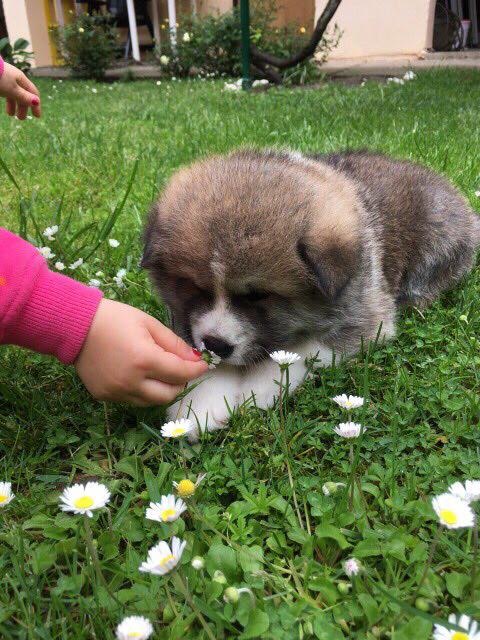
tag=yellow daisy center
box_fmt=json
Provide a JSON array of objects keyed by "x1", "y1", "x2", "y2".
[
  {"x1": 452, "y1": 633, "x2": 469, "y2": 640},
  {"x1": 440, "y1": 509, "x2": 458, "y2": 525},
  {"x1": 159, "y1": 554, "x2": 174, "y2": 567},
  {"x1": 161, "y1": 508, "x2": 176, "y2": 521},
  {"x1": 0, "y1": 494, "x2": 8, "y2": 504},
  {"x1": 74, "y1": 496, "x2": 95, "y2": 509},
  {"x1": 127, "y1": 633, "x2": 142, "y2": 638},
  {"x1": 172, "y1": 427, "x2": 186, "y2": 436},
  {"x1": 177, "y1": 479, "x2": 195, "y2": 497}
]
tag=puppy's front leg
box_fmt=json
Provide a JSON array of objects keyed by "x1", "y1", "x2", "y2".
[
  {"x1": 167, "y1": 365, "x2": 243, "y2": 441},
  {"x1": 238, "y1": 340, "x2": 334, "y2": 410}
]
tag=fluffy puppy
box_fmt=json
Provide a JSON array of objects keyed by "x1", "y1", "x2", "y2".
[{"x1": 142, "y1": 149, "x2": 480, "y2": 439}]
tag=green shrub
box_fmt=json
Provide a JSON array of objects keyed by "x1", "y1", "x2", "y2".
[
  {"x1": 51, "y1": 13, "x2": 118, "y2": 80},
  {"x1": 0, "y1": 37, "x2": 34, "y2": 73},
  {"x1": 155, "y1": 1, "x2": 340, "y2": 84}
]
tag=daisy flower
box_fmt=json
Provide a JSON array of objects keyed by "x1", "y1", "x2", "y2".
[
  {"x1": 322, "y1": 481, "x2": 346, "y2": 496},
  {"x1": 403, "y1": 70, "x2": 416, "y2": 81},
  {"x1": 113, "y1": 268, "x2": 127, "y2": 287},
  {"x1": 182, "y1": 32, "x2": 191, "y2": 42},
  {"x1": 191, "y1": 556, "x2": 204, "y2": 570},
  {"x1": 59, "y1": 482, "x2": 111, "y2": 518},
  {"x1": 448, "y1": 481, "x2": 480, "y2": 503},
  {"x1": 173, "y1": 473, "x2": 206, "y2": 498},
  {"x1": 116, "y1": 616, "x2": 154, "y2": 640},
  {"x1": 269, "y1": 350, "x2": 301, "y2": 366},
  {"x1": 38, "y1": 246, "x2": 55, "y2": 260},
  {"x1": 54, "y1": 261, "x2": 65, "y2": 271},
  {"x1": 108, "y1": 238, "x2": 120, "y2": 248},
  {"x1": 432, "y1": 493, "x2": 475, "y2": 529},
  {"x1": 145, "y1": 494, "x2": 187, "y2": 523},
  {"x1": 43, "y1": 225, "x2": 58, "y2": 241},
  {"x1": 88, "y1": 279, "x2": 102, "y2": 288},
  {"x1": 159, "y1": 55, "x2": 170, "y2": 65},
  {"x1": 332, "y1": 394, "x2": 364, "y2": 410},
  {"x1": 199, "y1": 342, "x2": 221, "y2": 369},
  {"x1": 69, "y1": 258, "x2": 83, "y2": 270},
  {"x1": 475, "y1": 190, "x2": 480, "y2": 198},
  {"x1": 139, "y1": 537, "x2": 186, "y2": 575},
  {"x1": 334, "y1": 422, "x2": 365, "y2": 438},
  {"x1": 344, "y1": 557, "x2": 361, "y2": 577},
  {"x1": 0, "y1": 482, "x2": 15, "y2": 507},
  {"x1": 433, "y1": 614, "x2": 480, "y2": 640},
  {"x1": 161, "y1": 418, "x2": 195, "y2": 438}
]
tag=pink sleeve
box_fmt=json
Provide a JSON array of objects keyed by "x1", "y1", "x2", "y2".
[
  {"x1": 0, "y1": 56, "x2": 4, "y2": 78},
  {"x1": 0, "y1": 228, "x2": 103, "y2": 364}
]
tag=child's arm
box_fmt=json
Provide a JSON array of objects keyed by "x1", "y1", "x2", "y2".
[
  {"x1": 0, "y1": 229, "x2": 207, "y2": 404},
  {"x1": 0, "y1": 56, "x2": 41, "y2": 119}
]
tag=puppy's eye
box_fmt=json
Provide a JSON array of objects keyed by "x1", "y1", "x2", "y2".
[
  {"x1": 238, "y1": 289, "x2": 270, "y2": 303},
  {"x1": 177, "y1": 278, "x2": 211, "y2": 299}
]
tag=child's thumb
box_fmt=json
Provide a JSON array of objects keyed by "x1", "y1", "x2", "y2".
[{"x1": 146, "y1": 316, "x2": 202, "y2": 362}]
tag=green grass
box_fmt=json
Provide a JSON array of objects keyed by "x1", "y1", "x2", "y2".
[{"x1": 1, "y1": 70, "x2": 480, "y2": 640}]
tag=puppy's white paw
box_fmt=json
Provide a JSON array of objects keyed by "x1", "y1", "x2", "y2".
[{"x1": 167, "y1": 366, "x2": 242, "y2": 442}]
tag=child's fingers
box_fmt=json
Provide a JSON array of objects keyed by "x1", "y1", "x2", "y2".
[
  {"x1": 5, "y1": 98, "x2": 15, "y2": 117},
  {"x1": 146, "y1": 316, "x2": 203, "y2": 362},
  {"x1": 146, "y1": 348, "x2": 207, "y2": 385},
  {"x1": 17, "y1": 73, "x2": 40, "y2": 97},
  {"x1": 15, "y1": 86, "x2": 40, "y2": 109},
  {"x1": 16, "y1": 104, "x2": 28, "y2": 120},
  {"x1": 31, "y1": 102, "x2": 41, "y2": 118},
  {"x1": 137, "y1": 379, "x2": 185, "y2": 405}
]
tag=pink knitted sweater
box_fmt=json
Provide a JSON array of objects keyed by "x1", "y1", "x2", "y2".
[{"x1": 0, "y1": 229, "x2": 103, "y2": 363}]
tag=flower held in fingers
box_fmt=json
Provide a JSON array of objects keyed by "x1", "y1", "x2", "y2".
[
  {"x1": 139, "y1": 537, "x2": 186, "y2": 575},
  {"x1": 0, "y1": 482, "x2": 14, "y2": 506},
  {"x1": 146, "y1": 494, "x2": 187, "y2": 523},
  {"x1": 116, "y1": 616, "x2": 154, "y2": 640},
  {"x1": 173, "y1": 473, "x2": 206, "y2": 498},
  {"x1": 432, "y1": 493, "x2": 475, "y2": 529},
  {"x1": 334, "y1": 422, "x2": 365, "y2": 438},
  {"x1": 433, "y1": 614, "x2": 480, "y2": 640},
  {"x1": 60, "y1": 482, "x2": 111, "y2": 517},
  {"x1": 161, "y1": 418, "x2": 195, "y2": 438},
  {"x1": 199, "y1": 342, "x2": 221, "y2": 369},
  {"x1": 332, "y1": 394, "x2": 364, "y2": 410}
]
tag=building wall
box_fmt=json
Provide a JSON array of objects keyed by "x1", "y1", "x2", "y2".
[{"x1": 315, "y1": 0, "x2": 436, "y2": 59}]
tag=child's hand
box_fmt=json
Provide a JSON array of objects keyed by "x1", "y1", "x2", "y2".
[
  {"x1": 75, "y1": 299, "x2": 208, "y2": 406},
  {"x1": 0, "y1": 61, "x2": 41, "y2": 119}
]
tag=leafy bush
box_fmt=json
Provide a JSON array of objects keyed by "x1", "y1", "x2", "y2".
[
  {"x1": 51, "y1": 13, "x2": 118, "y2": 80},
  {"x1": 155, "y1": 1, "x2": 340, "y2": 84},
  {"x1": 0, "y1": 37, "x2": 34, "y2": 73}
]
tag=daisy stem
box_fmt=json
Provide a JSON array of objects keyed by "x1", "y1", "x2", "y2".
[
  {"x1": 413, "y1": 526, "x2": 442, "y2": 600},
  {"x1": 348, "y1": 444, "x2": 355, "y2": 510},
  {"x1": 278, "y1": 366, "x2": 304, "y2": 531},
  {"x1": 83, "y1": 516, "x2": 121, "y2": 608},
  {"x1": 471, "y1": 520, "x2": 478, "y2": 600},
  {"x1": 173, "y1": 572, "x2": 216, "y2": 640}
]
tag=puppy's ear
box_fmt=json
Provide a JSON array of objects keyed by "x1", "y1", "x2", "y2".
[
  {"x1": 140, "y1": 204, "x2": 163, "y2": 270},
  {"x1": 297, "y1": 236, "x2": 359, "y2": 301}
]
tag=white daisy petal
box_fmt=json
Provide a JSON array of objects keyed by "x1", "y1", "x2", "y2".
[
  {"x1": 145, "y1": 494, "x2": 187, "y2": 523},
  {"x1": 449, "y1": 480, "x2": 480, "y2": 503},
  {"x1": 38, "y1": 246, "x2": 55, "y2": 260},
  {"x1": 433, "y1": 613, "x2": 480, "y2": 640},
  {"x1": 116, "y1": 615, "x2": 154, "y2": 640},
  {"x1": 108, "y1": 238, "x2": 120, "y2": 248},
  {"x1": 59, "y1": 482, "x2": 111, "y2": 517},
  {"x1": 334, "y1": 422, "x2": 365, "y2": 438},
  {"x1": 432, "y1": 493, "x2": 475, "y2": 529},
  {"x1": 161, "y1": 418, "x2": 195, "y2": 438},
  {"x1": 0, "y1": 482, "x2": 15, "y2": 507},
  {"x1": 269, "y1": 350, "x2": 301, "y2": 366},
  {"x1": 139, "y1": 536, "x2": 186, "y2": 575},
  {"x1": 332, "y1": 394, "x2": 365, "y2": 410},
  {"x1": 344, "y1": 557, "x2": 361, "y2": 577}
]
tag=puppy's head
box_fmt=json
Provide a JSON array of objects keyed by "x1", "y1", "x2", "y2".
[{"x1": 142, "y1": 150, "x2": 361, "y2": 365}]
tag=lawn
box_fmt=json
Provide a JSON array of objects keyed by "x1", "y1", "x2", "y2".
[{"x1": 1, "y1": 70, "x2": 480, "y2": 640}]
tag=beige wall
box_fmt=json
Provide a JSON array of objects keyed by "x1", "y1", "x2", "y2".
[
  {"x1": 315, "y1": 0, "x2": 436, "y2": 59},
  {"x1": 3, "y1": 0, "x2": 54, "y2": 67}
]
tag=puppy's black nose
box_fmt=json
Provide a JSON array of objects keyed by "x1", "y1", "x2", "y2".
[{"x1": 202, "y1": 336, "x2": 234, "y2": 359}]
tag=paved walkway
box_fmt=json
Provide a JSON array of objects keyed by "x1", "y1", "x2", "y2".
[{"x1": 32, "y1": 50, "x2": 480, "y2": 80}]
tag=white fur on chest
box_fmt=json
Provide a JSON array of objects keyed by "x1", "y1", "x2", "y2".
[{"x1": 168, "y1": 339, "x2": 334, "y2": 441}]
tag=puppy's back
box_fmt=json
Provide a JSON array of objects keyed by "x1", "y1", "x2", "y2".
[{"x1": 316, "y1": 150, "x2": 480, "y2": 307}]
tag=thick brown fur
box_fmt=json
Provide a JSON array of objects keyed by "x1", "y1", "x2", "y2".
[{"x1": 143, "y1": 149, "x2": 480, "y2": 363}]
